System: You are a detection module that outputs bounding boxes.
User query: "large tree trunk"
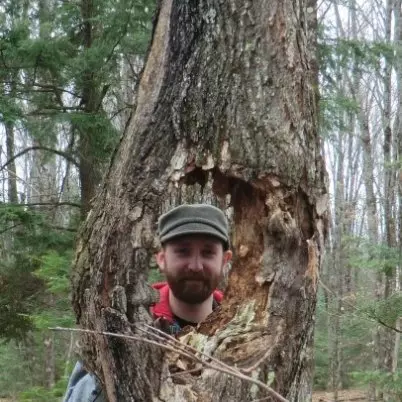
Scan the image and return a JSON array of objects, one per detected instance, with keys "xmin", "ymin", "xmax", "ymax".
[{"xmin": 72, "ymin": 1, "xmax": 328, "ymax": 401}]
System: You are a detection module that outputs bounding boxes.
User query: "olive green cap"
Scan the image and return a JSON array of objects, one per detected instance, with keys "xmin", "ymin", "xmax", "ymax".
[{"xmin": 158, "ymin": 204, "xmax": 229, "ymax": 248}]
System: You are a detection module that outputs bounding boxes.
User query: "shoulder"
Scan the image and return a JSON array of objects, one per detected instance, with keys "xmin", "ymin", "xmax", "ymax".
[{"xmin": 63, "ymin": 362, "xmax": 105, "ymax": 402}]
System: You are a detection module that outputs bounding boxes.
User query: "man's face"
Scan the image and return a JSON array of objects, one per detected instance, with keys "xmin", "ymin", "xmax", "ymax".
[{"xmin": 156, "ymin": 235, "xmax": 232, "ymax": 305}]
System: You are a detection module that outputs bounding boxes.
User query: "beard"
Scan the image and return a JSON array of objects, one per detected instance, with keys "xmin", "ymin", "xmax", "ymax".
[{"xmin": 164, "ymin": 269, "xmax": 222, "ymax": 305}]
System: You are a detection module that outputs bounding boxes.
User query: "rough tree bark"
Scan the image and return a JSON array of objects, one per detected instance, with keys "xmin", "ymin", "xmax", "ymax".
[{"xmin": 72, "ymin": 1, "xmax": 328, "ymax": 401}]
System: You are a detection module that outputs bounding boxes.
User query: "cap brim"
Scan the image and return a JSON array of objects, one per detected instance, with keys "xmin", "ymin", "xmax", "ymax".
[{"xmin": 160, "ymin": 222, "xmax": 228, "ymax": 246}]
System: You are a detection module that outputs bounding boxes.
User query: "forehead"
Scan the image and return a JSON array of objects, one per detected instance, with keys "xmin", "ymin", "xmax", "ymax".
[{"xmin": 165, "ymin": 234, "xmax": 222, "ymax": 247}]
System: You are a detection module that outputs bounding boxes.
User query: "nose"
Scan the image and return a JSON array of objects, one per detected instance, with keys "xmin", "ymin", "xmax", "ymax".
[{"xmin": 188, "ymin": 253, "xmax": 203, "ymax": 272}]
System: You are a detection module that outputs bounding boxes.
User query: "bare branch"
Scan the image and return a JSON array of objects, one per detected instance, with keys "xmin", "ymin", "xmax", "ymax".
[
  {"xmin": 0, "ymin": 202, "xmax": 81, "ymax": 209},
  {"xmin": 45, "ymin": 225, "xmax": 77, "ymax": 233},
  {"xmin": 27, "ymin": 105, "xmax": 83, "ymax": 114},
  {"xmin": 31, "ymin": 82, "xmax": 81, "ymax": 98},
  {"xmin": 51, "ymin": 326, "xmax": 289, "ymax": 402},
  {"xmin": 0, "ymin": 146, "xmax": 79, "ymax": 172}
]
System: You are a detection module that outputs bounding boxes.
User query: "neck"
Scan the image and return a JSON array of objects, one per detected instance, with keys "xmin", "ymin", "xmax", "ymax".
[{"xmin": 168, "ymin": 292, "xmax": 214, "ymax": 323}]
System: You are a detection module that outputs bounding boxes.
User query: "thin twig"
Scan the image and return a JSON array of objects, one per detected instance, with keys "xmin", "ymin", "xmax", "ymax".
[
  {"xmin": 51, "ymin": 326, "xmax": 289, "ymax": 402},
  {"xmin": 139, "ymin": 324, "xmax": 287, "ymax": 401},
  {"xmin": 139, "ymin": 324, "xmax": 239, "ymax": 375},
  {"xmin": 51, "ymin": 327, "xmax": 195, "ymax": 360}
]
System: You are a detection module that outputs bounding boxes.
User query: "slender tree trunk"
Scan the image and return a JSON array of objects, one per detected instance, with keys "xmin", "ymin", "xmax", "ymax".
[
  {"xmin": 381, "ymin": 2, "xmax": 396, "ymax": 387},
  {"xmin": 357, "ymin": 80, "xmax": 380, "ymax": 402},
  {"xmin": 392, "ymin": 304, "xmax": 401, "ymax": 374},
  {"xmin": 72, "ymin": 1, "xmax": 327, "ymax": 401},
  {"xmin": 77, "ymin": 0, "xmax": 104, "ymax": 216},
  {"xmin": 394, "ymin": 0, "xmax": 402, "ymax": 377},
  {"xmin": 361, "ymin": 120, "xmax": 381, "ymax": 402},
  {"xmin": 5, "ymin": 120, "xmax": 18, "ymax": 203},
  {"xmin": 44, "ymin": 327, "xmax": 56, "ymax": 388},
  {"xmin": 329, "ymin": 129, "xmax": 345, "ymax": 401},
  {"xmin": 2, "ymin": 9, "xmax": 19, "ymax": 205}
]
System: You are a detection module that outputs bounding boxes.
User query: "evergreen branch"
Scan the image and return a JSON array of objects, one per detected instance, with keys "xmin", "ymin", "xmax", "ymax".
[
  {"xmin": 319, "ymin": 279, "xmax": 402, "ymax": 333},
  {"xmin": 0, "ymin": 146, "xmax": 79, "ymax": 172},
  {"xmin": 0, "ymin": 223, "xmax": 23, "ymax": 235},
  {"xmin": 51, "ymin": 326, "xmax": 289, "ymax": 402},
  {"xmin": 101, "ymin": 1, "xmax": 132, "ymax": 68},
  {"xmin": 0, "ymin": 221, "xmax": 76, "ymax": 234},
  {"xmin": 1, "ymin": 80, "xmax": 81, "ymax": 100},
  {"xmin": 367, "ymin": 314, "xmax": 402, "ymax": 334},
  {"xmin": 30, "ymin": 83, "xmax": 81, "ymax": 98},
  {"xmin": 27, "ymin": 105, "xmax": 83, "ymax": 113}
]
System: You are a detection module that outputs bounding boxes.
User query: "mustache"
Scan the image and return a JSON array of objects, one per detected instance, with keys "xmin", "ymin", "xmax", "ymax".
[{"xmin": 178, "ymin": 272, "xmax": 208, "ymax": 281}]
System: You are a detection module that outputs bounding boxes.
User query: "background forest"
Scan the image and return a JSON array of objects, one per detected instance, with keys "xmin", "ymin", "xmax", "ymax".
[{"xmin": 0, "ymin": 0, "xmax": 401, "ymax": 401}]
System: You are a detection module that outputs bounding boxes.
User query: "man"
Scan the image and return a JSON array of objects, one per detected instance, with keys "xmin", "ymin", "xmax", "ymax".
[{"xmin": 63, "ymin": 203, "xmax": 232, "ymax": 402}]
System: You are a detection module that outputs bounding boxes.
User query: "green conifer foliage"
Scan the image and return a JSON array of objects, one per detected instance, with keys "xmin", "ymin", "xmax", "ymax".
[{"xmin": 0, "ymin": 0, "xmax": 155, "ymax": 397}]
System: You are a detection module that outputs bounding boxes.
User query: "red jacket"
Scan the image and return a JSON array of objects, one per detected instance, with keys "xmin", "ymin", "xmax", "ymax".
[{"xmin": 150, "ymin": 282, "xmax": 223, "ymax": 322}]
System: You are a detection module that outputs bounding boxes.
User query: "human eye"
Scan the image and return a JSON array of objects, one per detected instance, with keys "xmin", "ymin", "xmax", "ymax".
[
  {"xmin": 174, "ymin": 247, "xmax": 190, "ymax": 256},
  {"xmin": 202, "ymin": 248, "xmax": 216, "ymax": 258}
]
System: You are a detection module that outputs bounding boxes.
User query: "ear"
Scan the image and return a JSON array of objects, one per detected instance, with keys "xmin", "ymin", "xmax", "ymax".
[
  {"xmin": 155, "ymin": 250, "xmax": 166, "ymax": 273},
  {"xmin": 223, "ymin": 249, "xmax": 232, "ymax": 266}
]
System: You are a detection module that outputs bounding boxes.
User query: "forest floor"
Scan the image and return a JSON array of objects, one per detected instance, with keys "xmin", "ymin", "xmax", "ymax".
[{"xmin": 312, "ymin": 389, "xmax": 368, "ymax": 401}]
